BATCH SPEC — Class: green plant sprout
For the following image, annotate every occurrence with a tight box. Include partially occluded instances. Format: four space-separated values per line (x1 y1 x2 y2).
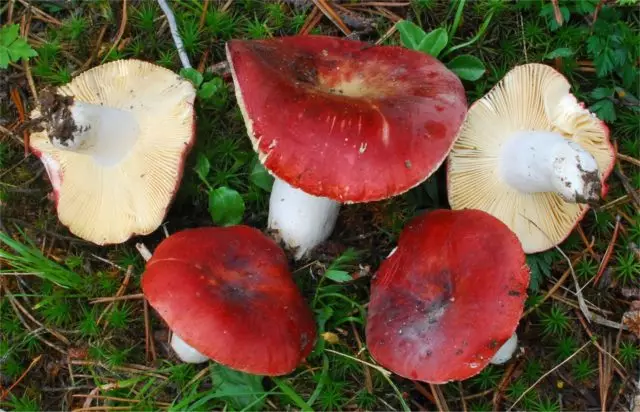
0 23 38 69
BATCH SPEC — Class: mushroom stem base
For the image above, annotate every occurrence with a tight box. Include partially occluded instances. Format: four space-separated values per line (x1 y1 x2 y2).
499 131 601 203
490 333 518 365
268 178 340 260
171 333 209 364
46 99 140 167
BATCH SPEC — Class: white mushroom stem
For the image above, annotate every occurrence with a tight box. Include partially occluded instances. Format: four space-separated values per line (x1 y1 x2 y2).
490 333 518 365
499 130 601 203
170 332 209 364
47 101 140 167
268 178 341 260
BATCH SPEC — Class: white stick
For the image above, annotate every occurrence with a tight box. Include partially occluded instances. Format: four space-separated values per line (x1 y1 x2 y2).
157 0 192 69
268 178 341 260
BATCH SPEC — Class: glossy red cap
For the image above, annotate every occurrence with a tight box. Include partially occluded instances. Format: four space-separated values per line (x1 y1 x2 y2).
226 35 467 203
366 209 529 383
141 225 317 376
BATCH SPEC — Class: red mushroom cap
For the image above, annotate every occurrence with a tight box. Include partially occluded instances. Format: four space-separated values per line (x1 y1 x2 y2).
365 209 529 383
226 35 467 203
141 225 317 376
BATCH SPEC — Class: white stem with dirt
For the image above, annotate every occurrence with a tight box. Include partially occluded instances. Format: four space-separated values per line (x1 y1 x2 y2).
48 101 139 167
170 333 209 364
268 178 341 260
499 130 601 203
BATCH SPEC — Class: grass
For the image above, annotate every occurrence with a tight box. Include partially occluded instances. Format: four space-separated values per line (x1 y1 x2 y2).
1 0 639 411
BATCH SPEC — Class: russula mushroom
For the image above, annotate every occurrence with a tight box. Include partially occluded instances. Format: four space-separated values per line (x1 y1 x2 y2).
447 63 615 253
225 35 467 259
28 59 196 245
141 225 317 376
366 209 530 384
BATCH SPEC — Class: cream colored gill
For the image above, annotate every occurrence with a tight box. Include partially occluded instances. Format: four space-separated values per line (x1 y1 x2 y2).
447 63 614 253
29 59 196 245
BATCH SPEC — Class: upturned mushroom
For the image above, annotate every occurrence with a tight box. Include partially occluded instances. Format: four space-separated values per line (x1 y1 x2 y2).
447 63 615 253
28 59 196 245
141 225 317 376
225 35 467 259
366 209 530 384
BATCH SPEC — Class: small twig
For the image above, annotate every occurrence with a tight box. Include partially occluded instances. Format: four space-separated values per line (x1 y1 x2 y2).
102 0 128 63
74 25 109 75
299 6 322 35
350 322 373 393
0 355 42 401
521 249 589 318
15 0 62 25
576 225 598 259
458 382 467 412
157 0 192 69
617 153 640 167
90 293 144 304
0 124 24 146
492 358 522 410
312 0 352 35
429 384 449 412
198 0 209 30
144 298 157 363
375 23 397 45
576 311 626 372
507 341 591 411
7 0 15 23
96 265 133 327
551 243 593 324
599 334 614 412
4 287 70 345
615 166 640 211
20 15 38 111
595 215 621 286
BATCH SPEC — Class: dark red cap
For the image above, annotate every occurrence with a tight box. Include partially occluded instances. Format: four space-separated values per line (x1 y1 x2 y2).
141 225 317 376
226 35 467 202
366 209 529 383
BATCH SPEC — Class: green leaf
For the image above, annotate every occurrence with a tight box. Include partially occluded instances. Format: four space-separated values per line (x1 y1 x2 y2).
0 24 37 69
324 270 353 283
590 87 613 100
1 25 19 46
208 186 245 226
194 153 210 182
589 99 617 122
526 252 554 292
418 28 448 57
198 78 223 99
446 54 486 81
545 47 574 59
179 67 203 87
396 20 426 50
209 363 266 410
249 158 274 192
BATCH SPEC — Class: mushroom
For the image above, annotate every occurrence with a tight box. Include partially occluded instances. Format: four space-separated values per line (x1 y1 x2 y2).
365 209 530 384
141 225 317 376
225 35 467 259
446 63 615 253
28 59 196 245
